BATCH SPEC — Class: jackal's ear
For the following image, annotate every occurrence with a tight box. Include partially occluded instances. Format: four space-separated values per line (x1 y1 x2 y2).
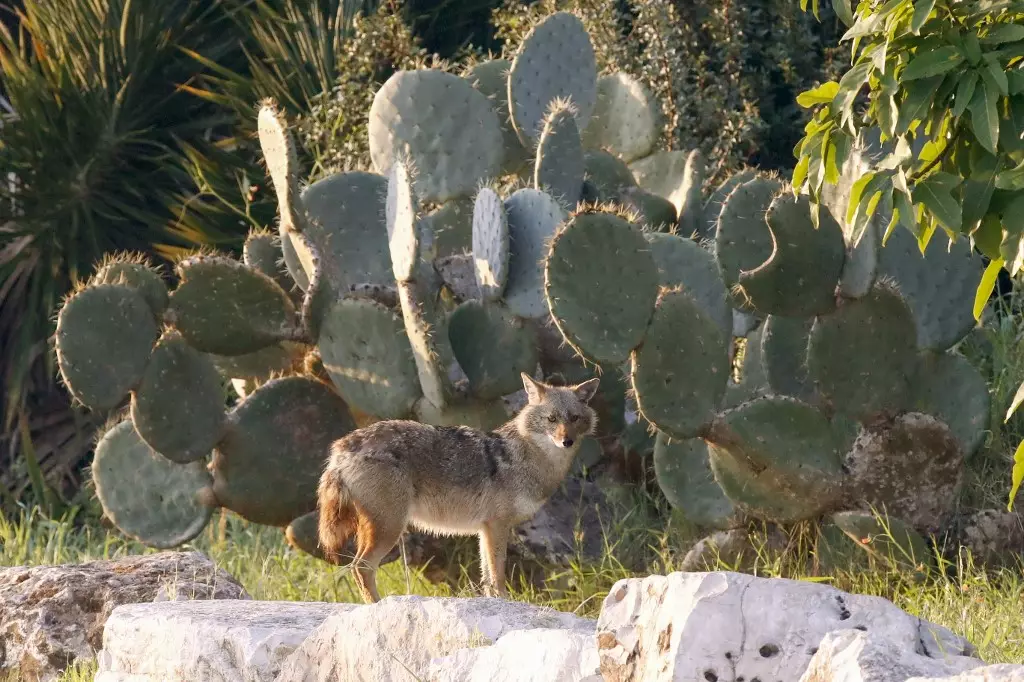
572 377 600 404
521 372 546 404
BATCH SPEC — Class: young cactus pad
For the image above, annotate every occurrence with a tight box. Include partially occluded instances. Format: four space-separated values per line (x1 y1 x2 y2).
653 431 736 530
471 187 510 301
447 300 539 400
508 11 598 144
713 175 782 308
130 331 225 464
56 283 159 412
737 193 845 317
631 289 730 439
760 315 815 402
465 58 530 174
644 232 731 336
317 298 422 418
167 256 297 356
90 257 169 318
911 351 990 458
211 376 355 527
503 188 567 318
370 69 503 203
807 283 918 419
580 73 658 163
92 420 215 548
386 161 419 283
545 209 659 365
534 99 585 208
243 230 294 294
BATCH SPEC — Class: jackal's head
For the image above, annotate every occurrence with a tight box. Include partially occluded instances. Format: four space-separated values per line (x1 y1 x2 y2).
517 373 600 450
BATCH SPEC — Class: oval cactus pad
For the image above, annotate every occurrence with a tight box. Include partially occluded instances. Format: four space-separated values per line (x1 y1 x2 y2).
465 58 529 174
631 289 730 439
504 188 567 318
92 420 214 548
534 99 585 208
131 331 225 464
509 11 598 144
808 283 918 419
386 161 419 282
644 232 731 336
370 69 502 203
911 351 990 458
56 284 159 412
169 256 297 356
472 187 510 301
90 257 169 318
580 73 658 162
213 376 355 527
318 298 422 418
713 175 782 308
448 300 539 400
545 209 659 364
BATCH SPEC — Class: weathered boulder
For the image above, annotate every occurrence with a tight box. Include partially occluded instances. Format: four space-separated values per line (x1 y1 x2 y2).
907 665 1024 681
0 551 246 682
94 600 341 682
427 628 601 682
275 595 597 681
596 571 979 682
955 510 1024 567
799 629 985 681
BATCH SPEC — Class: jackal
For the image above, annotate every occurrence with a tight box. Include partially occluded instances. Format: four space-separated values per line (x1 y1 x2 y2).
317 372 600 603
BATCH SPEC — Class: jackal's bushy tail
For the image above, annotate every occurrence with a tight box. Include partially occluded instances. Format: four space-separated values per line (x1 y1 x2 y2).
317 465 358 565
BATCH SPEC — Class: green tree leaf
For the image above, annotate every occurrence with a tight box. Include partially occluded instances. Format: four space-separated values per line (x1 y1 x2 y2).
953 71 980 118
896 76 942 134
911 0 936 33
913 175 963 231
974 256 1003 321
1007 439 1024 512
996 159 1024 189
902 45 964 80
983 23 1024 45
1008 382 1024 423
968 78 1000 153
983 54 1010 95
832 0 855 26
796 81 841 107
999 95 1024 152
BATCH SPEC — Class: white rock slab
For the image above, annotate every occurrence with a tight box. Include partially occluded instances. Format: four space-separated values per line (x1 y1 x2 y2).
596 571 979 682
800 629 985 682
275 595 596 681
427 627 601 682
94 600 344 682
907 665 1024 681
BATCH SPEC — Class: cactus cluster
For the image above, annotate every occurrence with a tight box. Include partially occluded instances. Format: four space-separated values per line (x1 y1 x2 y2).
540 155 991 566
55 10 992 571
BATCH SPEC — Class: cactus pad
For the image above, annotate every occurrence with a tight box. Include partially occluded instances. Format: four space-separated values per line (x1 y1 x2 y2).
653 432 736 529
705 396 845 521
704 168 757 239
168 256 297 356
209 342 303 381
877 226 984 351
278 227 311 292
628 150 688 209
318 298 421 418
831 511 934 572
396 280 450 411
300 171 393 294
448 300 539 400
425 197 474 258
131 331 225 464
56 284 159 411
508 11 598 143
761 315 814 401
738 193 845 317
807 283 918 419
90 258 169 317
370 69 502 203
708 443 828 523
631 290 730 438
257 102 300 221
620 188 676 231
284 510 326 561
644 232 731 335
713 175 782 308
414 395 509 432
243 231 293 293
386 161 419 282
674 150 706 238
465 58 529 174
534 100 585 208
213 376 354 526
583 149 637 202
838 219 879 299
92 420 215 548
545 209 659 364
911 351 990 458
503 188 567 318
580 73 658 162
472 187 510 301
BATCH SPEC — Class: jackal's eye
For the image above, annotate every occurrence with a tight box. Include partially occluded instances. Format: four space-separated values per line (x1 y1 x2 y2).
547 414 557 423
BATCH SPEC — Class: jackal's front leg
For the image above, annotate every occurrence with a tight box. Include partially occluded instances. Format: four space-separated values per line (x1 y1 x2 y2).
479 521 511 598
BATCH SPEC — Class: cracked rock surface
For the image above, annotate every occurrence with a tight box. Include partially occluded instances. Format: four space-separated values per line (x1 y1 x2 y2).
595 571 979 682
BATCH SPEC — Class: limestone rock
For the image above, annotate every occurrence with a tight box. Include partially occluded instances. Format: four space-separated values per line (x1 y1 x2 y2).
799 629 985 682
427 628 601 682
94 600 340 682
595 571 978 682
844 413 964 534
907 665 1024 681
956 510 1024 567
0 551 246 682
275 595 596 681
